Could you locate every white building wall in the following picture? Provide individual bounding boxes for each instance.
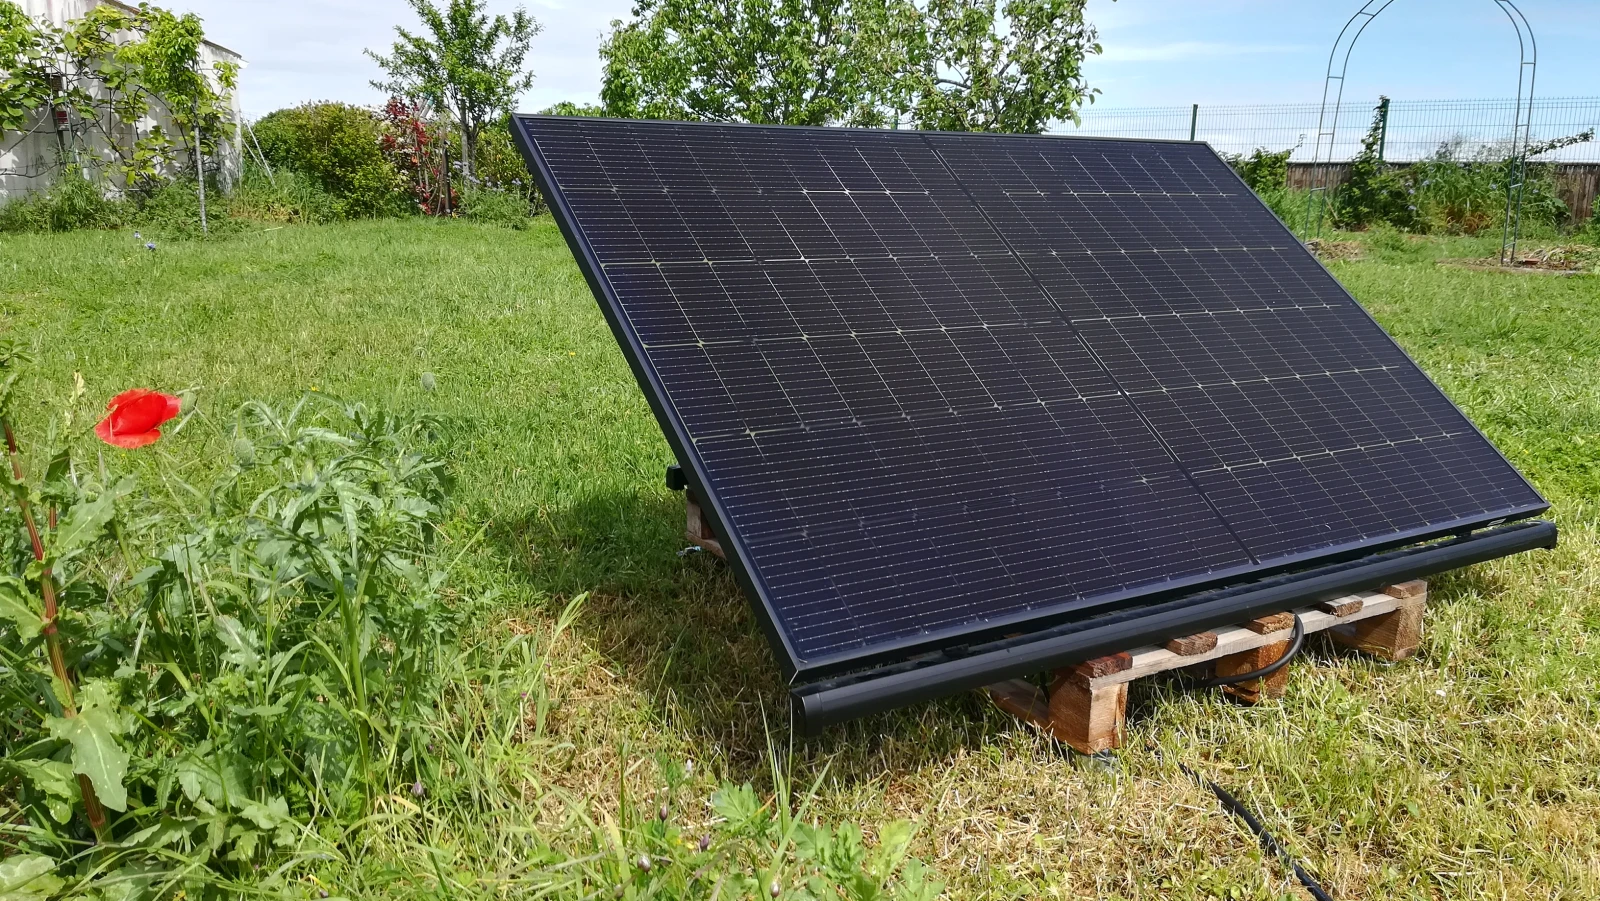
[0,0,244,201]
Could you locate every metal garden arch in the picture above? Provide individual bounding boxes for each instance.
[1301,0,1537,265]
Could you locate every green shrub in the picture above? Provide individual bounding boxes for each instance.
[253,102,406,218]
[460,184,533,228]
[0,172,126,232]
[129,177,238,237]
[473,120,538,209]
[227,162,340,224]
[1225,147,1291,194]
[1,361,462,886]
[1336,98,1415,231]
[1254,185,1307,229]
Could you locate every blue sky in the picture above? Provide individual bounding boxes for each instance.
[1084,0,1600,108]
[176,0,1599,118]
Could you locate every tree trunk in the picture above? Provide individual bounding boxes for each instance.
[461,127,474,180]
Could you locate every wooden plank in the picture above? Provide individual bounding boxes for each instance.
[1068,651,1133,683]
[1317,595,1364,617]
[684,493,726,560]
[986,679,1050,729]
[1244,611,1296,634]
[986,678,1128,756]
[1384,579,1427,600]
[1085,591,1401,688]
[981,583,1428,752]
[1164,632,1218,656]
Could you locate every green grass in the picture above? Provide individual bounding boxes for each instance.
[5,219,1600,898]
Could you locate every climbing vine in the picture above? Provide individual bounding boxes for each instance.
[0,1,236,195]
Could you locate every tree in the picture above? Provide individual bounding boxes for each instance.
[597,0,1101,131]
[598,0,919,127]
[539,100,605,117]
[908,0,1100,133]
[367,0,540,178]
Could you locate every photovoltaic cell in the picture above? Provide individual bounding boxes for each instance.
[513,116,1547,678]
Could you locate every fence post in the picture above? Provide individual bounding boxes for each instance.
[1377,97,1391,161]
[1190,104,1199,142]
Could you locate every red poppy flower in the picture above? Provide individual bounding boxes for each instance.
[94,389,182,449]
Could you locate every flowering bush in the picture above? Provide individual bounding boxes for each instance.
[378,95,456,216]
[0,342,463,893]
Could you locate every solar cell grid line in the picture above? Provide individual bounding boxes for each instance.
[922,130,1546,561]
[513,115,1548,681]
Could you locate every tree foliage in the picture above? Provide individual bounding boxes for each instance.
[597,0,1101,131]
[1224,147,1292,193]
[1336,98,1412,230]
[366,0,540,177]
[599,0,913,126]
[908,0,1099,133]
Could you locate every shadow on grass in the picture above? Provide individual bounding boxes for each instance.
[483,485,1031,784]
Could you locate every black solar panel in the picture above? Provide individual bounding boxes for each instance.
[513,116,1547,680]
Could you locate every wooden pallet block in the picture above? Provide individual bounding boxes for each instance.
[684,489,726,559]
[986,581,1428,755]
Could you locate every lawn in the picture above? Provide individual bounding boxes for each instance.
[6,218,1600,899]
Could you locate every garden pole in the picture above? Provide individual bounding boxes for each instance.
[195,100,208,236]
[1190,104,1199,142]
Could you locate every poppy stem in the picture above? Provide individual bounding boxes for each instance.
[2,417,110,841]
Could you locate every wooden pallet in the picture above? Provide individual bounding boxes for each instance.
[986,580,1428,754]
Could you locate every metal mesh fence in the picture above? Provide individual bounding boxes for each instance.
[1055,97,1600,163]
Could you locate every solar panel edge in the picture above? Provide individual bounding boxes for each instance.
[790,499,1548,680]
[510,115,812,682]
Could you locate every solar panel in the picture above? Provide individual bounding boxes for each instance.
[513,116,1547,682]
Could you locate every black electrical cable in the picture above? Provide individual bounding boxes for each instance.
[1163,612,1333,898]
[1175,760,1335,901]
[1198,613,1306,688]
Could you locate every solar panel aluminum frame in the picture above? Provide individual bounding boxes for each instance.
[511,115,1551,692]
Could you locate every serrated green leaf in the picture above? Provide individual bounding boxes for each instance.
[126,816,196,849]
[873,820,915,875]
[4,758,79,824]
[0,854,62,901]
[177,752,246,807]
[229,828,259,861]
[45,680,129,812]
[214,614,260,670]
[711,782,763,826]
[0,575,42,642]
[47,477,133,567]
[238,796,291,830]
